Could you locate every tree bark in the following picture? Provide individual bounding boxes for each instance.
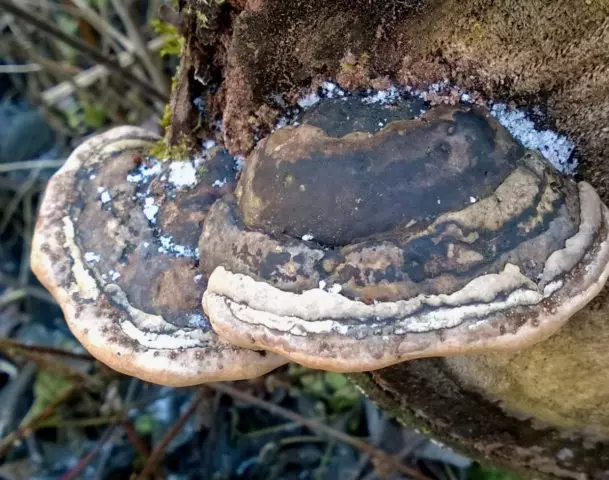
[173,1,609,477]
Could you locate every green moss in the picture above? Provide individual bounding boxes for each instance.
[160,104,173,129]
[151,18,184,57]
[184,0,226,28]
[148,135,191,160]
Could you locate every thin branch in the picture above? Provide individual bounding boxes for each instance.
[0,384,79,457]
[0,273,57,304]
[0,337,93,362]
[19,191,34,287]
[69,0,134,51]
[58,424,118,480]
[208,382,432,480]
[0,362,37,439]
[123,420,164,480]
[0,289,27,307]
[3,16,57,90]
[0,0,168,103]
[136,388,208,479]
[110,0,168,94]
[0,168,40,235]
[0,63,42,73]
[0,159,64,173]
[92,379,139,480]
[41,36,167,106]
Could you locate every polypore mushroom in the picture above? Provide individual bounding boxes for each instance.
[201,99,609,373]
[31,126,285,386]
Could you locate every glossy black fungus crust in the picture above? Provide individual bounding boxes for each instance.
[239,106,525,246]
[201,103,582,303]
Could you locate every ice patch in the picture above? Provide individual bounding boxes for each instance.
[193,97,205,112]
[84,252,100,263]
[168,161,197,188]
[99,189,111,204]
[127,161,162,184]
[158,235,199,258]
[275,116,289,130]
[235,155,246,171]
[212,178,227,188]
[321,81,345,98]
[362,86,399,105]
[143,197,159,223]
[491,103,576,174]
[298,92,321,108]
[188,313,209,329]
[302,233,315,241]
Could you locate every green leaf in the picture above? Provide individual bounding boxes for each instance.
[21,371,75,426]
[324,372,349,390]
[150,19,184,57]
[82,103,107,129]
[468,464,522,480]
[134,413,156,435]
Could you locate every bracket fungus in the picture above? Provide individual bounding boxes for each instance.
[31,126,285,386]
[201,101,609,373]
[31,97,609,391]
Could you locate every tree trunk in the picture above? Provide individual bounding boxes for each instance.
[172,1,609,477]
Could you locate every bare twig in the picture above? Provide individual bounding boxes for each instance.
[0,168,40,234]
[0,273,56,304]
[69,0,134,51]
[41,36,168,106]
[0,159,64,173]
[110,0,168,94]
[0,362,37,439]
[208,382,432,480]
[0,384,79,457]
[136,388,209,479]
[0,337,92,362]
[3,17,56,90]
[19,191,34,287]
[0,0,168,103]
[0,289,27,307]
[35,414,123,429]
[58,424,118,480]
[92,378,139,480]
[0,63,42,73]
[123,420,164,480]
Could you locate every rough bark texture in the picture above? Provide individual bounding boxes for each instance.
[348,357,609,480]
[174,0,609,477]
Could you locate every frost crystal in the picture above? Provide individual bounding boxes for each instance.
[212,178,227,188]
[362,86,399,105]
[168,161,197,188]
[298,93,321,108]
[491,104,576,174]
[143,197,159,223]
[84,252,100,263]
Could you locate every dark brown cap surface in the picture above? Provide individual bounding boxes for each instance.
[202,104,609,372]
[32,126,285,386]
